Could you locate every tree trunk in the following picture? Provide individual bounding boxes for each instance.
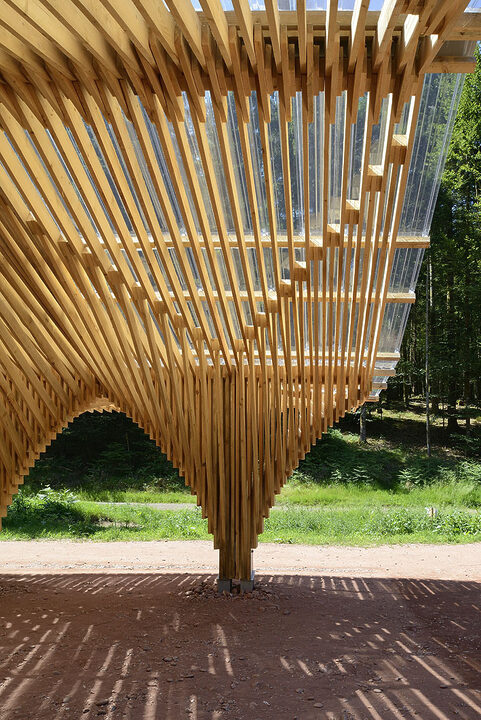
[446,272,458,432]
[359,403,367,443]
[426,253,431,457]
[447,382,459,432]
[447,415,459,432]
[403,378,410,408]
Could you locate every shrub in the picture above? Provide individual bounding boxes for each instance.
[6,487,84,528]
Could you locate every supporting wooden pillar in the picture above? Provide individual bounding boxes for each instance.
[218,542,235,588]
[218,540,254,591]
[209,358,257,590]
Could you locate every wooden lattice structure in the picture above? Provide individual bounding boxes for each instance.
[0,0,479,582]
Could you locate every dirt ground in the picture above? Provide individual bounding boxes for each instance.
[0,542,480,720]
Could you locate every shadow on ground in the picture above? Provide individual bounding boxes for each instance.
[0,572,480,719]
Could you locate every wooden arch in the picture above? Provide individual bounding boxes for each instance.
[0,0,479,582]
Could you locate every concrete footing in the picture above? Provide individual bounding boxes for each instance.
[216,571,255,594]
[216,577,232,594]
[240,571,255,593]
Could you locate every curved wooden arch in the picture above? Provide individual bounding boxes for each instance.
[0,376,200,529]
[0,388,118,517]
[0,0,478,582]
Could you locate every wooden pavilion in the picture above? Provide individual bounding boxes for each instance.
[0,0,479,586]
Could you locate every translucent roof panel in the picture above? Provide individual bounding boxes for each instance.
[388,248,425,294]
[191,0,233,8]
[378,303,412,355]
[184,0,481,9]
[399,73,465,237]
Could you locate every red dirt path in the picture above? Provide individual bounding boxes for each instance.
[0,541,480,719]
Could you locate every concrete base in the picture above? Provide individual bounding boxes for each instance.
[216,572,255,594]
[216,577,232,593]
[240,571,255,593]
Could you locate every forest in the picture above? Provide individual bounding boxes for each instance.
[389,47,481,432]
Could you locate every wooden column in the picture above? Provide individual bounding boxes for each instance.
[211,363,256,584]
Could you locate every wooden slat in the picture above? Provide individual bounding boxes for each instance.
[231,0,256,68]
[264,0,281,70]
[199,0,232,70]
[373,0,405,70]
[0,3,75,79]
[68,0,145,73]
[325,0,338,74]
[163,0,205,67]
[349,0,369,72]
[131,0,178,64]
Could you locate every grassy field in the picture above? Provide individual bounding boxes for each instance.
[68,478,480,508]
[2,496,480,545]
[3,404,480,545]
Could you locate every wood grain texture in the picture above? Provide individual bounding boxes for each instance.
[0,0,475,579]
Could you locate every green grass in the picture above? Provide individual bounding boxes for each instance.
[2,492,480,545]
[72,488,196,504]
[278,478,481,508]
[260,505,481,545]
[70,477,481,509]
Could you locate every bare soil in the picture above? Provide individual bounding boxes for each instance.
[0,541,480,719]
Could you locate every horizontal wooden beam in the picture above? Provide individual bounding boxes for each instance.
[151,289,415,303]
[105,234,431,249]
